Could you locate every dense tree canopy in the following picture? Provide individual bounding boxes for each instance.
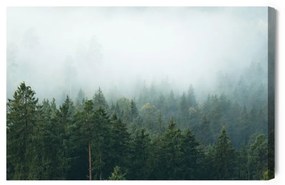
[7,82,273,180]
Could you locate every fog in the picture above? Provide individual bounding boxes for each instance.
[7,7,268,102]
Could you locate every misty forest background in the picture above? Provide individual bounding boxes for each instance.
[7,8,273,180]
[7,61,273,180]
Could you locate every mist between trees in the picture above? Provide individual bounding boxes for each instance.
[7,7,273,180]
[7,64,273,180]
[7,7,268,102]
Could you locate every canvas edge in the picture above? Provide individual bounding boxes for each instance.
[267,6,276,180]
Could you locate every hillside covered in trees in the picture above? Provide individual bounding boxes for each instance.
[7,7,274,180]
[7,77,273,180]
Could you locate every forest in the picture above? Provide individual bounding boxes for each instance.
[7,63,273,180]
[7,7,274,180]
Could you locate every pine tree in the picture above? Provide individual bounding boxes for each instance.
[179,93,189,125]
[213,128,236,179]
[248,134,268,179]
[180,129,201,179]
[93,88,108,111]
[6,80,271,180]
[128,129,151,179]
[92,108,112,179]
[7,82,39,179]
[202,145,216,179]
[75,89,86,111]
[193,116,214,145]
[57,96,76,178]
[108,166,126,180]
[140,103,159,131]
[110,114,130,172]
[187,85,197,107]
[34,99,67,179]
[80,100,96,180]
[157,118,184,179]
[130,99,139,120]
[167,90,177,117]
[66,100,90,180]
[236,106,250,147]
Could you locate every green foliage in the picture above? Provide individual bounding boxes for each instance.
[110,114,130,172]
[93,88,108,111]
[140,103,160,131]
[91,108,113,179]
[193,116,214,145]
[157,118,184,179]
[108,166,126,180]
[35,99,66,179]
[187,85,197,107]
[128,129,151,179]
[7,82,39,179]
[7,82,272,180]
[248,134,268,179]
[180,129,201,179]
[213,128,237,179]
[130,99,139,120]
[75,89,86,111]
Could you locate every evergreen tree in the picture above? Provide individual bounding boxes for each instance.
[236,147,249,179]
[236,106,250,147]
[140,103,159,131]
[110,114,130,172]
[202,145,216,179]
[75,89,86,111]
[57,96,76,178]
[157,111,164,133]
[7,82,39,179]
[115,97,131,123]
[130,99,139,120]
[93,88,108,111]
[58,96,75,130]
[108,166,126,180]
[77,100,97,180]
[193,116,214,145]
[128,129,151,179]
[66,100,90,180]
[6,80,271,180]
[34,99,66,179]
[248,134,268,179]
[187,85,197,107]
[179,93,189,126]
[157,118,184,179]
[166,90,177,118]
[180,129,201,179]
[92,108,113,179]
[213,128,237,179]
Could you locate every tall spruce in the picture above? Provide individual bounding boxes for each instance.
[213,128,236,179]
[110,114,130,172]
[7,82,39,179]
[180,129,201,179]
[157,118,184,179]
[93,88,109,111]
[128,129,151,179]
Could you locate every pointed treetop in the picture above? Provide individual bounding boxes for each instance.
[93,87,108,111]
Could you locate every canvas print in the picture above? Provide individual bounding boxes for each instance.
[6,7,275,180]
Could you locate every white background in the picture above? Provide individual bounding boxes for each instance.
[0,0,284,184]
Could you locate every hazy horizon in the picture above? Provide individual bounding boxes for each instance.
[7,7,268,102]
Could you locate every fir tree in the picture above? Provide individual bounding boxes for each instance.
[7,82,39,179]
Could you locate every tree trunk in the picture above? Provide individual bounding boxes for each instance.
[88,142,92,180]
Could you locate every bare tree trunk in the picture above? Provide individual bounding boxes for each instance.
[88,142,92,180]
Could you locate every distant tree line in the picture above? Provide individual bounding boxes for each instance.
[7,82,273,180]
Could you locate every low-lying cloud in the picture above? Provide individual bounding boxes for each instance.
[7,7,268,102]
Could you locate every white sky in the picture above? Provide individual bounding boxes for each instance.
[7,7,268,100]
